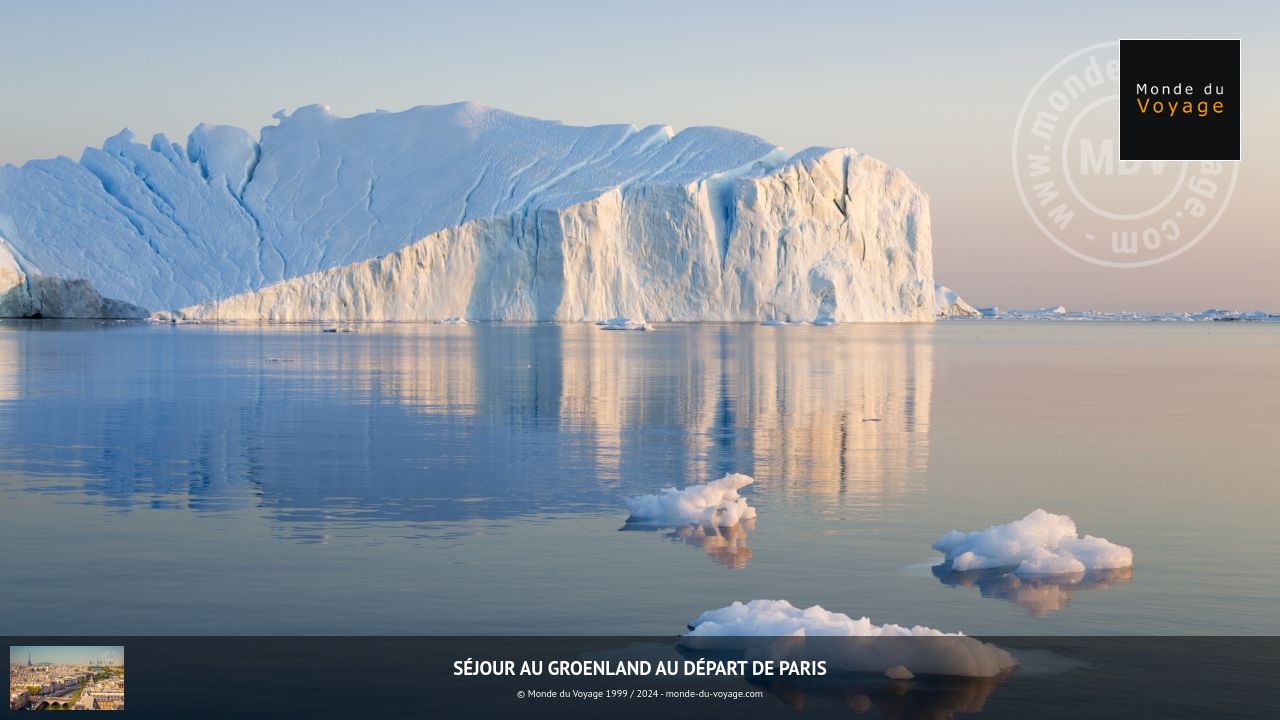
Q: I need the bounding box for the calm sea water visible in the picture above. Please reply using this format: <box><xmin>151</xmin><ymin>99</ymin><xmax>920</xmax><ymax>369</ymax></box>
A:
<box><xmin>0</xmin><ymin>321</ymin><xmax>1276</xmax><ymax>635</ymax></box>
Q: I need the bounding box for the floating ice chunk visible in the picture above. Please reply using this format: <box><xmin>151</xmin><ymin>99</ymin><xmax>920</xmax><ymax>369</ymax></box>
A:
<box><xmin>624</xmin><ymin>473</ymin><xmax>756</xmax><ymax>527</ymax></box>
<box><xmin>679</xmin><ymin>599</ymin><xmax>1017</xmax><ymax>678</ymax></box>
<box><xmin>933</xmin><ymin>509</ymin><xmax>1133</xmax><ymax>577</ymax></box>
<box><xmin>439</xmin><ymin>317</ymin><xmax>468</xmax><ymax>325</ymax></box>
<box><xmin>322</xmin><ymin>326</ymin><xmax>358</xmax><ymax>333</ymax></box>
<box><xmin>885</xmin><ymin>665</ymin><xmax>915</xmax><ymax>680</ymax></box>
<box><xmin>685</xmin><ymin>599</ymin><xmax>966</xmax><ymax>639</ymax></box>
<box><xmin>812</xmin><ymin>317</ymin><xmax>837</xmax><ymax>326</ymax></box>
<box><xmin>599</xmin><ymin>317</ymin><xmax>652</xmax><ymax>331</ymax></box>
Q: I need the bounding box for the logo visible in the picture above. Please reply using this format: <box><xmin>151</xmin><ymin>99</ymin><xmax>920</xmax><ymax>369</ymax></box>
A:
<box><xmin>1120</xmin><ymin>39</ymin><xmax>1240</xmax><ymax>161</ymax></box>
<box><xmin>1013</xmin><ymin>41</ymin><xmax>1239</xmax><ymax>268</ymax></box>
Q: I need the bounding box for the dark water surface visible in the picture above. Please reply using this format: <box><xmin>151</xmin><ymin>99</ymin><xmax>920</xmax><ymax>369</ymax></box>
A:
<box><xmin>0</xmin><ymin>321</ymin><xmax>1276</xmax><ymax>635</ymax></box>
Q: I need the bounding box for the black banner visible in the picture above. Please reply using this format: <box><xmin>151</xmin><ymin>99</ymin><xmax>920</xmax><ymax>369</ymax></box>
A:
<box><xmin>6</xmin><ymin>636</ymin><xmax>1280</xmax><ymax>718</ymax></box>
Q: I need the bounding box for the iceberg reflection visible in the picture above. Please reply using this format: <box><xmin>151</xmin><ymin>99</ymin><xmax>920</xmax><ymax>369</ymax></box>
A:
<box><xmin>750</xmin><ymin>671</ymin><xmax>1008</xmax><ymax>718</ymax></box>
<box><xmin>621</xmin><ymin>519</ymin><xmax>755</xmax><ymax>570</ymax></box>
<box><xmin>0</xmin><ymin>323</ymin><xmax>932</xmax><ymax>538</ymax></box>
<box><xmin>932</xmin><ymin>565</ymin><xmax>1135</xmax><ymax>616</ymax></box>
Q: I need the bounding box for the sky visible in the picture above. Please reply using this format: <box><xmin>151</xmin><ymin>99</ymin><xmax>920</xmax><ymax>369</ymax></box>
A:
<box><xmin>9</xmin><ymin>646</ymin><xmax>123</xmax><ymax>665</ymax></box>
<box><xmin>0</xmin><ymin>0</ymin><xmax>1275</xmax><ymax>311</ymax></box>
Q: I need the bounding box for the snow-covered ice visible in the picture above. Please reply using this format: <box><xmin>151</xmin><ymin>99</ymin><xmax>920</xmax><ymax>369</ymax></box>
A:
<box><xmin>884</xmin><ymin>665</ymin><xmax>915</xmax><ymax>680</ymax></box>
<box><xmin>679</xmin><ymin>599</ymin><xmax>1017</xmax><ymax>677</ymax></box>
<box><xmin>974</xmin><ymin>306</ymin><xmax>1279</xmax><ymax>321</ymax></box>
<box><xmin>599</xmin><ymin>317</ymin><xmax>652</xmax><ymax>331</ymax></box>
<box><xmin>0</xmin><ymin>103</ymin><xmax>935</xmax><ymax>322</ymax></box>
<box><xmin>932</xmin><ymin>509</ymin><xmax>1133</xmax><ymax>577</ymax></box>
<box><xmin>934</xmin><ymin>284</ymin><xmax>980</xmax><ymax>318</ymax></box>
<box><xmin>624</xmin><ymin>473</ymin><xmax>756</xmax><ymax>527</ymax></box>
<box><xmin>1</xmin><ymin>235</ymin><xmax>146</xmax><ymax>318</ymax></box>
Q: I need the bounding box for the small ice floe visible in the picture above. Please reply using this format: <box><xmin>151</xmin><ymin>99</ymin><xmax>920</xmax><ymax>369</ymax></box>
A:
<box><xmin>624</xmin><ymin>473</ymin><xmax>756</xmax><ymax>527</ymax></box>
<box><xmin>933</xmin><ymin>509</ymin><xmax>1133</xmax><ymax>577</ymax></box>
<box><xmin>598</xmin><ymin>317</ymin><xmax>652</xmax><ymax>331</ymax></box>
<box><xmin>438</xmin><ymin>317</ymin><xmax>468</xmax><ymax>325</ymax></box>
<box><xmin>678</xmin><ymin>599</ymin><xmax>1017</xmax><ymax>678</ymax></box>
<box><xmin>812</xmin><ymin>317</ymin><xmax>837</xmax><ymax>326</ymax></box>
<box><xmin>322</xmin><ymin>326</ymin><xmax>358</xmax><ymax>333</ymax></box>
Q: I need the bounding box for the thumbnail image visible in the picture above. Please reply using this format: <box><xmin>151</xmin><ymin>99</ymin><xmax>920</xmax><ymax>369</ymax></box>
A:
<box><xmin>9</xmin><ymin>647</ymin><xmax>123</xmax><ymax>711</ymax></box>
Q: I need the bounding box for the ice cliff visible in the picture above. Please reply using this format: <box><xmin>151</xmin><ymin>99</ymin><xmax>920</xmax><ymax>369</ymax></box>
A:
<box><xmin>0</xmin><ymin>102</ymin><xmax>934</xmax><ymax>321</ymax></box>
<box><xmin>1</xmin><ymin>236</ymin><xmax>146</xmax><ymax>318</ymax></box>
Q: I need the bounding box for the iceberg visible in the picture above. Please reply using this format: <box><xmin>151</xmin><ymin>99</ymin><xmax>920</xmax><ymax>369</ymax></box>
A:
<box><xmin>934</xmin><ymin>283</ymin><xmax>980</xmax><ymax>318</ymax></box>
<box><xmin>0</xmin><ymin>103</ymin><xmax>934</xmax><ymax>322</ymax></box>
<box><xmin>679</xmin><ymin>599</ymin><xmax>1017</xmax><ymax>678</ymax></box>
<box><xmin>932</xmin><ymin>509</ymin><xmax>1133</xmax><ymax>577</ymax></box>
<box><xmin>624</xmin><ymin>473</ymin><xmax>757</xmax><ymax>527</ymax></box>
<box><xmin>598</xmin><ymin>317</ymin><xmax>652</xmax><ymax>331</ymax></box>
<box><xmin>0</xmin><ymin>236</ymin><xmax>146</xmax><ymax>319</ymax></box>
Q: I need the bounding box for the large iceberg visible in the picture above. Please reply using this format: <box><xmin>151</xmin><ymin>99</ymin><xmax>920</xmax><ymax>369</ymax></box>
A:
<box><xmin>0</xmin><ymin>103</ymin><xmax>934</xmax><ymax>321</ymax></box>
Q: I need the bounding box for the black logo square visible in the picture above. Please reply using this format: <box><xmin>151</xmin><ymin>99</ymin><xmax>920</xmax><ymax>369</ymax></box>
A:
<box><xmin>1120</xmin><ymin>39</ymin><xmax>1240</xmax><ymax>161</ymax></box>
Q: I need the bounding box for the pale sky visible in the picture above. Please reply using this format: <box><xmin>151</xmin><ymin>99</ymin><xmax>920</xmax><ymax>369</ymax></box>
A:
<box><xmin>1</xmin><ymin>0</ymin><xmax>1275</xmax><ymax>311</ymax></box>
<box><xmin>9</xmin><ymin>646</ymin><xmax>123</xmax><ymax>665</ymax></box>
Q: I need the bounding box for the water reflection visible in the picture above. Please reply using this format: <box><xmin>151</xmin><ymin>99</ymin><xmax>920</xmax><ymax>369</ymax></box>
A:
<box><xmin>0</xmin><ymin>324</ymin><xmax>932</xmax><ymax>539</ymax></box>
<box><xmin>752</xmin><ymin>672</ymin><xmax>1008</xmax><ymax>719</ymax></box>
<box><xmin>0</xmin><ymin>330</ymin><xmax>17</xmax><ymax>401</ymax></box>
<box><xmin>620</xmin><ymin>519</ymin><xmax>755</xmax><ymax>570</ymax></box>
<box><xmin>932</xmin><ymin>565</ymin><xmax>1135</xmax><ymax>616</ymax></box>
<box><xmin>676</xmin><ymin>636</ymin><xmax>1010</xmax><ymax>719</ymax></box>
